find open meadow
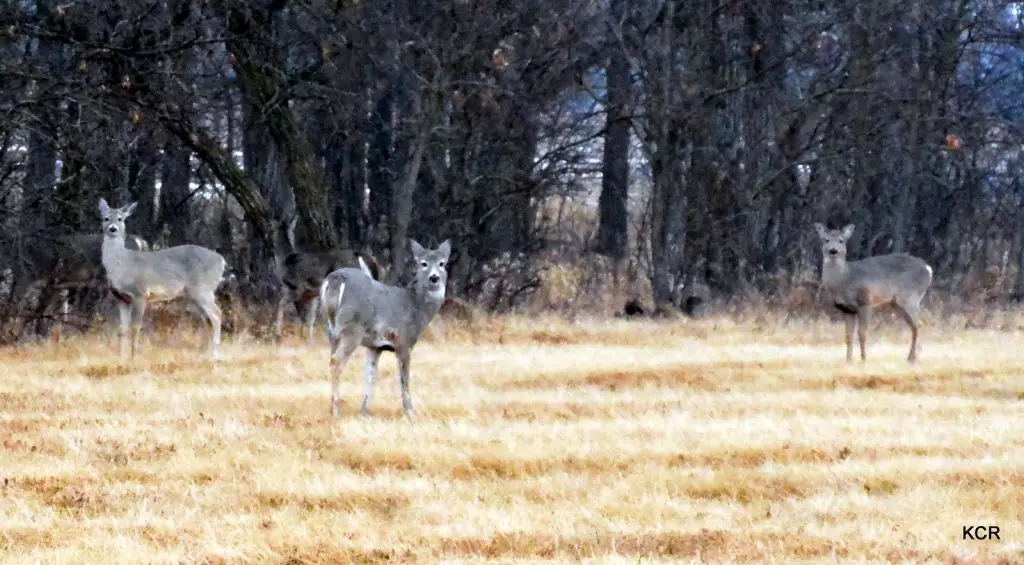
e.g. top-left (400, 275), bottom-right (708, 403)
top-left (2, 311), bottom-right (1024, 564)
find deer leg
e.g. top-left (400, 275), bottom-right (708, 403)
top-left (397, 347), bottom-right (413, 417)
top-left (273, 288), bottom-right (289, 342)
top-left (304, 296), bottom-right (319, 346)
top-left (117, 300), bottom-right (132, 360)
top-left (328, 330), bottom-right (362, 418)
top-left (896, 301), bottom-right (921, 364)
top-left (360, 348), bottom-right (381, 416)
top-left (129, 298), bottom-right (147, 360)
top-left (844, 313), bottom-right (856, 362)
top-left (856, 308), bottom-right (870, 362)
top-left (53, 289), bottom-right (70, 345)
top-left (192, 292), bottom-right (223, 360)
top-left (33, 279), bottom-right (58, 340)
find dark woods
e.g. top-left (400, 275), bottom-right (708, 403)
top-left (1, 0), bottom-right (1022, 341)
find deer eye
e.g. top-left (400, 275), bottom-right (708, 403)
top-left (420, 261), bottom-right (428, 268)
top-left (103, 217), bottom-right (110, 222)
top-left (439, 260), bottom-right (446, 268)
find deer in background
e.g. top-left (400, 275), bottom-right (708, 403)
top-left (272, 214), bottom-right (381, 344)
top-left (318, 239), bottom-right (450, 418)
top-left (98, 198), bottom-right (226, 360)
top-left (11, 229), bottom-right (149, 342)
top-left (814, 223), bottom-right (933, 363)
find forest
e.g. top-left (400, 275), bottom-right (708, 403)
top-left (1, 0), bottom-right (1022, 341)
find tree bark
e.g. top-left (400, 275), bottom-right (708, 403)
top-left (159, 139), bottom-right (193, 246)
top-left (225, 4), bottom-right (338, 251)
top-left (595, 0), bottom-right (631, 259)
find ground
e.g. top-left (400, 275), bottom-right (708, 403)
top-left (1, 313), bottom-right (1023, 564)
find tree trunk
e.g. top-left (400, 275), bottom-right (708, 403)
top-left (159, 139), bottom-right (193, 246)
top-left (388, 91), bottom-right (431, 286)
top-left (367, 85), bottom-right (394, 251)
top-left (225, 5), bottom-right (338, 251)
top-left (126, 131), bottom-right (160, 239)
top-left (596, 0), bottom-right (631, 259)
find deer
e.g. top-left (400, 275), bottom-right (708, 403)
top-left (318, 239), bottom-right (451, 418)
top-left (10, 229), bottom-right (149, 343)
top-left (98, 198), bottom-right (227, 360)
top-left (813, 223), bottom-right (933, 363)
top-left (272, 214), bottom-right (382, 344)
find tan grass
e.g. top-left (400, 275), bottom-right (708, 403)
top-left (2, 313), bottom-right (1024, 564)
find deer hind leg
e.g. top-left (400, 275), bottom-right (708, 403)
top-left (856, 307), bottom-right (871, 362)
top-left (116, 299), bottom-right (132, 360)
top-left (360, 348), bottom-right (382, 416)
top-left (896, 297), bottom-right (922, 364)
top-left (328, 328), bottom-right (363, 418)
top-left (191, 291), bottom-right (223, 360)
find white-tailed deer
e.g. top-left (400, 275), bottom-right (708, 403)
top-left (98, 198), bottom-right (226, 360)
top-left (814, 223), bottom-right (933, 363)
top-left (12, 230), bottom-right (148, 342)
top-left (318, 239), bottom-right (450, 417)
top-left (272, 215), bottom-right (381, 344)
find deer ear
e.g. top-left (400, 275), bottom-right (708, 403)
top-left (841, 224), bottom-right (855, 239)
top-left (409, 239), bottom-right (425, 260)
top-left (437, 240), bottom-right (451, 261)
top-left (813, 222), bottom-right (826, 239)
top-left (124, 202), bottom-right (138, 217)
top-left (98, 198), bottom-right (110, 216)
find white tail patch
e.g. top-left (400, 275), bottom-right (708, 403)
top-left (358, 256), bottom-right (373, 279)
top-left (319, 277), bottom-right (332, 334)
top-left (320, 278), bottom-right (345, 339)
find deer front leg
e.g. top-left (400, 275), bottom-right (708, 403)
top-left (397, 347), bottom-right (413, 417)
top-left (844, 313), bottom-right (856, 362)
top-left (117, 300), bottom-right (132, 361)
top-left (130, 298), bottom-right (147, 360)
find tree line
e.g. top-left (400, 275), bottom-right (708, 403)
top-left (1, 0), bottom-right (1022, 339)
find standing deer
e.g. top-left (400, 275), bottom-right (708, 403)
top-left (814, 223), bottom-right (933, 363)
top-left (98, 198), bottom-right (226, 360)
top-left (272, 215), bottom-right (381, 344)
top-left (318, 239), bottom-right (450, 417)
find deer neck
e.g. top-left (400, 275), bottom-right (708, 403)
top-left (820, 255), bottom-right (850, 289)
top-left (406, 283), bottom-right (446, 331)
top-left (101, 236), bottom-right (130, 283)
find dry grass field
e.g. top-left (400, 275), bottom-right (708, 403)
top-left (2, 311), bottom-right (1024, 564)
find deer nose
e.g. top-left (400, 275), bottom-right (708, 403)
top-left (428, 274), bottom-right (440, 284)
top-left (107, 225), bottom-right (119, 234)
top-left (827, 249), bottom-right (838, 255)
